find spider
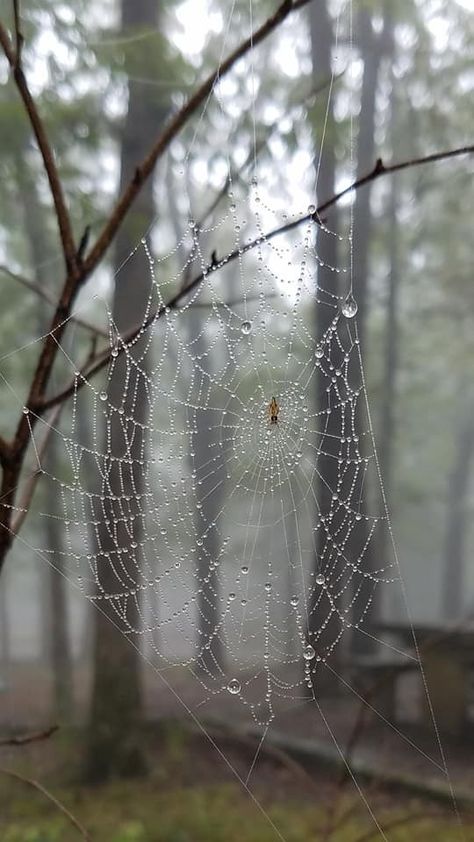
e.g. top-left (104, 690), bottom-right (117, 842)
top-left (268, 396), bottom-right (280, 425)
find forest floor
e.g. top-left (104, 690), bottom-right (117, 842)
top-left (2, 661), bottom-right (474, 840)
top-left (1, 722), bottom-right (474, 842)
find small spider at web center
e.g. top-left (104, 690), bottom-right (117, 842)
top-left (268, 396), bottom-right (280, 425)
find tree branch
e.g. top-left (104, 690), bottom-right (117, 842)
top-left (82, 0), bottom-right (311, 278)
top-left (1, 767), bottom-right (91, 840)
top-left (0, 22), bottom-right (76, 271)
top-left (12, 0), bottom-right (23, 64)
top-left (0, 724), bottom-right (58, 747)
top-left (40, 144), bottom-right (474, 413)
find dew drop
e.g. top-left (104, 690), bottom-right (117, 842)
top-left (316, 573), bottom-right (326, 586)
top-left (241, 565), bottom-right (249, 575)
top-left (99, 391), bottom-right (107, 401)
top-left (241, 321), bottom-right (252, 335)
top-left (341, 294), bottom-right (358, 318)
top-left (227, 678), bottom-right (241, 695)
top-left (315, 345), bottom-right (324, 359)
top-left (303, 644), bottom-right (316, 661)
top-left (290, 595), bottom-right (299, 607)
top-left (308, 203), bottom-right (316, 214)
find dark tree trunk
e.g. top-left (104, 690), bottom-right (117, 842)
top-left (190, 322), bottom-right (226, 677)
top-left (348, 8), bottom-right (389, 655)
top-left (85, 0), bottom-right (167, 782)
top-left (442, 399), bottom-right (474, 621)
top-left (307, 0), bottom-right (343, 682)
top-left (378, 67), bottom-right (402, 619)
top-left (15, 153), bottom-right (73, 719)
top-left (166, 178), bottom-right (225, 677)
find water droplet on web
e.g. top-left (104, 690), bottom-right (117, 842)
top-left (241, 565), bottom-right (249, 574)
top-left (241, 321), bottom-right (252, 335)
top-left (290, 595), bottom-right (299, 607)
top-left (341, 294), bottom-right (358, 318)
top-left (264, 582), bottom-right (272, 592)
top-left (99, 392), bottom-right (107, 401)
top-left (303, 644), bottom-right (316, 661)
top-left (308, 203), bottom-right (316, 214)
top-left (111, 346), bottom-right (119, 358)
top-left (227, 678), bottom-right (241, 695)
top-left (315, 345), bottom-right (324, 359)
top-left (316, 573), bottom-right (326, 586)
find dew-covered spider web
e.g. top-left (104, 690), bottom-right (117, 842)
top-left (36, 221), bottom-right (399, 722)
top-left (0, 0), bottom-right (467, 838)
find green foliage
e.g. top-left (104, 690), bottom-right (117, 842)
top-left (1, 777), bottom-right (471, 842)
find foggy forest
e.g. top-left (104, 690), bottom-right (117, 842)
top-left (0, 0), bottom-right (473, 840)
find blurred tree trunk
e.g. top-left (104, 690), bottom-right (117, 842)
top-left (166, 175), bottom-right (225, 676)
top-left (349, 6), bottom-right (391, 655)
top-left (85, 0), bottom-right (167, 782)
top-left (378, 67), bottom-right (402, 619)
top-left (442, 398), bottom-right (474, 621)
top-left (0, 562), bottom-right (10, 703)
top-left (189, 317), bottom-right (225, 676)
top-left (15, 153), bottom-right (73, 719)
top-left (307, 0), bottom-right (343, 683)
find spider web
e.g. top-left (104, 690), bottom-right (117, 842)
top-left (30, 214), bottom-right (398, 726)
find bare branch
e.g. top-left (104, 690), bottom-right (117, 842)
top-left (352, 812), bottom-right (426, 842)
top-left (83, 0), bottom-right (312, 278)
top-left (1, 767), bottom-right (91, 840)
top-left (0, 724), bottom-right (58, 747)
top-left (0, 22), bottom-right (76, 270)
top-left (0, 265), bottom-right (107, 338)
top-left (12, 0), bottom-right (23, 64)
top-left (40, 144), bottom-right (474, 413)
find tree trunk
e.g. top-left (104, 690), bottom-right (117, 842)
top-left (378, 67), bottom-right (402, 619)
top-left (307, 0), bottom-right (343, 683)
top-left (14, 153), bottom-right (73, 719)
top-left (348, 8), bottom-right (389, 655)
top-left (442, 398), bottom-right (474, 620)
top-left (85, 0), bottom-right (167, 782)
top-left (189, 319), bottom-right (226, 676)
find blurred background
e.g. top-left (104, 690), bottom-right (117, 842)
top-left (0, 0), bottom-right (473, 840)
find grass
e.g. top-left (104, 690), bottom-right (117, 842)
top-left (2, 774), bottom-right (474, 842)
top-left (1, 723), bottom-right (473, 842)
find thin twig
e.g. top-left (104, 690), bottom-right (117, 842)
top-left (0, 724), bottom-right (58, 747)
top-left (0, 22), bottom-right (76, 270)
top-left (0, 265), bottom-right (107, 337)
top-left (82, 0), bottom-right (311, 278)
top-left (40, 144), bottom-right (474, 413)
top-left (12, 0), bottom-right (23, 64)
top-left (351, 810), bottom-right (426, 842)
top-left (1, 767), bottom-right (91, 840)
